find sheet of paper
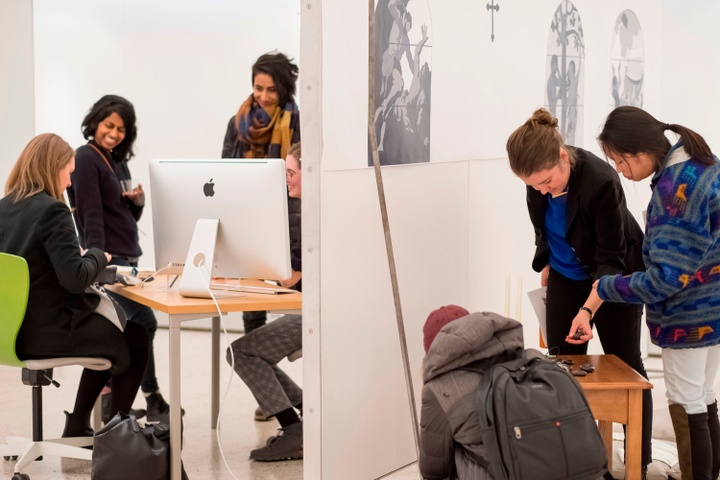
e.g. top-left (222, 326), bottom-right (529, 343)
top-left (527, 286), bottom-right (548, 344)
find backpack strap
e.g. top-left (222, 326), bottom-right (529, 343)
top-left (464, 448), bottom-right (492, 470)
top-left (459, 347), bottom-right (525, 472)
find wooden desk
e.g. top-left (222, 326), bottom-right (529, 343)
top-left (558, 354), bottom-right (652, 480)
top-left (106, 278), bottom-right (301, 480)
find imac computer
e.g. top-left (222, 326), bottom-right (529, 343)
top-left (149, 158), bottom-right (291, 298)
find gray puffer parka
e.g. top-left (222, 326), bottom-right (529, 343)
top-left (419, 311), bottom-right (525, 480)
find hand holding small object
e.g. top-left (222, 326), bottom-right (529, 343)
top-left (122, 183), bottom-right (145, 206)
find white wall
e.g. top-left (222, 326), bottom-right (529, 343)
top-left (660, 0), bottom-right (720, 152)
top-left (32, 0), bottom-right (301, 271)
top-left (0, 0), bottom-right (35, 185)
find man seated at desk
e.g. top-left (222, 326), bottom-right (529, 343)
top-left (226, 142), bottom-right (303, 462)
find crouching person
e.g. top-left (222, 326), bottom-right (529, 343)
top-left (419, 306), bottom-right (524, 479)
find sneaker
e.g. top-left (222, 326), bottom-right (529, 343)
top-left (255, 406), bottom-right (271, 422)
top-left (146, 392), bottom-right (184, 423)
top-left (250, 422), bottom-right (303, 461)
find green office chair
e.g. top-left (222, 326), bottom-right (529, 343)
top-left (0, 252), bottom-right (112, 480)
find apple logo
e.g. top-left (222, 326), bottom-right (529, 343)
top-left (203, 178), bottom-right (215, 197)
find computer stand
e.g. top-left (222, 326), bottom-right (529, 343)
top-left (178, 218), bottom-right (219, 298)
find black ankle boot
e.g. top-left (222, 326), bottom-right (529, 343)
top-left (62, 410), bottom-right (93, 438)
top-left (688, 411), bottom-right (712, 480)
top-left (707, 401), bottom-right (720, 479)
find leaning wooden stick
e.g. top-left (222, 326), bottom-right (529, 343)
top-left (367, 0), bottom-right (421, 460)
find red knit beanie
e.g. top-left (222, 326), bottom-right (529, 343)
top-left (423, 305), bottom-right (470, 353)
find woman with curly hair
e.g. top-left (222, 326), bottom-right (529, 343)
top-left (68, 94), bottom-right (177, 423)
top-left (222, 51), bottom-right (301, 341)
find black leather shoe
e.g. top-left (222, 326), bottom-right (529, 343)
top-left (62, 410), bottom-right (93, 438)
top-left (146, 392), bottom-right (184, 423)
top-left (129, 408), bottom-right (147, 420)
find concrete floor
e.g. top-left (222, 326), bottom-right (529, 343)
top-left (0, 325), bottom-right (675, 480)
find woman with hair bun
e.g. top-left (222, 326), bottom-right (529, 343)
top-left (506, 108), bottom-right (652, 477)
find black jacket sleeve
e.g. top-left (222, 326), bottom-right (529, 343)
top-left (71, 146), bottom-right (108, 250)
top-left (36, 201), bottom-right (108, 293)
top-left (222, 116), bottom-right (239, 158)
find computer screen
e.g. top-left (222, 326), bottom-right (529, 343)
top-left (149, 159), bottom-right (291, 294)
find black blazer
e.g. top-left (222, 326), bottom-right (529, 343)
top-left (0, 192), bottom-right (116, 359)
top-left (526, 148), bottom-right (645, 279)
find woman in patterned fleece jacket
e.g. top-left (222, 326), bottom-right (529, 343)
top-left (573, 106), bottom-right (720, 480)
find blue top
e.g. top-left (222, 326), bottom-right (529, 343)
top-left (545, 192), bottom-right (588, 281)
top-left (597, 143), bottom-right (720, 348)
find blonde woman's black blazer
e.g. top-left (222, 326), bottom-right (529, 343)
top-left (526, 148), bottom-right (645, 280)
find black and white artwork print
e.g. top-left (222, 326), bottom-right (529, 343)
top-left (610, 10), bottom-right (644, 109)
top-left (545, 0), bottom-right (585, 146)
top-left (370, 0), bottom-right (432, 166)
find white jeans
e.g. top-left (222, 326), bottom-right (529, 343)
top-left (662, 345), bottom-right (720, 414)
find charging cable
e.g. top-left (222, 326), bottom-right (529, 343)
top-left (191, 262), bottom-right (242, 480)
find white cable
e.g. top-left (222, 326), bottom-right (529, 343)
top-left (139, 262), bottom-right (177, 288)
top-left (192, 263), bottom-right (241, 480)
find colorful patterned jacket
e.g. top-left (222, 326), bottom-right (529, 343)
top-left (597, 144), bottom-right (720, 348)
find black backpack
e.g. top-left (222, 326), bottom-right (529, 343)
top-left (464, 350), bottom-right (608, 480)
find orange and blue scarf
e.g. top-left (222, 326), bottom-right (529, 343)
top-left (235, 94), bottom-right (297, 159)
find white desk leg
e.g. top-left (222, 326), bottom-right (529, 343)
top-left (211, 316), bottom-right (220, 428)
top-left (169, 319), bottom-right (182, 480)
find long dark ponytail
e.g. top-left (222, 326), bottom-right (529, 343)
top-left (598, 106), bottom-right (713, 167)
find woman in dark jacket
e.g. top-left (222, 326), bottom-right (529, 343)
top-left (67, 95), bottom-right (174, 422)
top-left (0, 133), bottom-right (149, 437)
top-left (222, 52), bottom-right (301, 344)
top-left (506, 107), bottom-right (652, 476)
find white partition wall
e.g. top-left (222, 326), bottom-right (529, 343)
top-left (0, 0), bottom-right (35, 182)
top-left (303, 0), bottom-right (666, 478)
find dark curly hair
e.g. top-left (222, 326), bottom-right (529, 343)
top-left (81, 95), bottom-right (137, 162)
top-left (252, 52), bottom-right (299, 106)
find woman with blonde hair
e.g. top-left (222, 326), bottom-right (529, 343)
top-left (506, 108), bottom-right (652, 477)
top-left (0, 133), bottom-right (149, 438)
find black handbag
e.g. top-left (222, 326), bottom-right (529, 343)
top-left (92, 412), bottom-right (186, 480)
